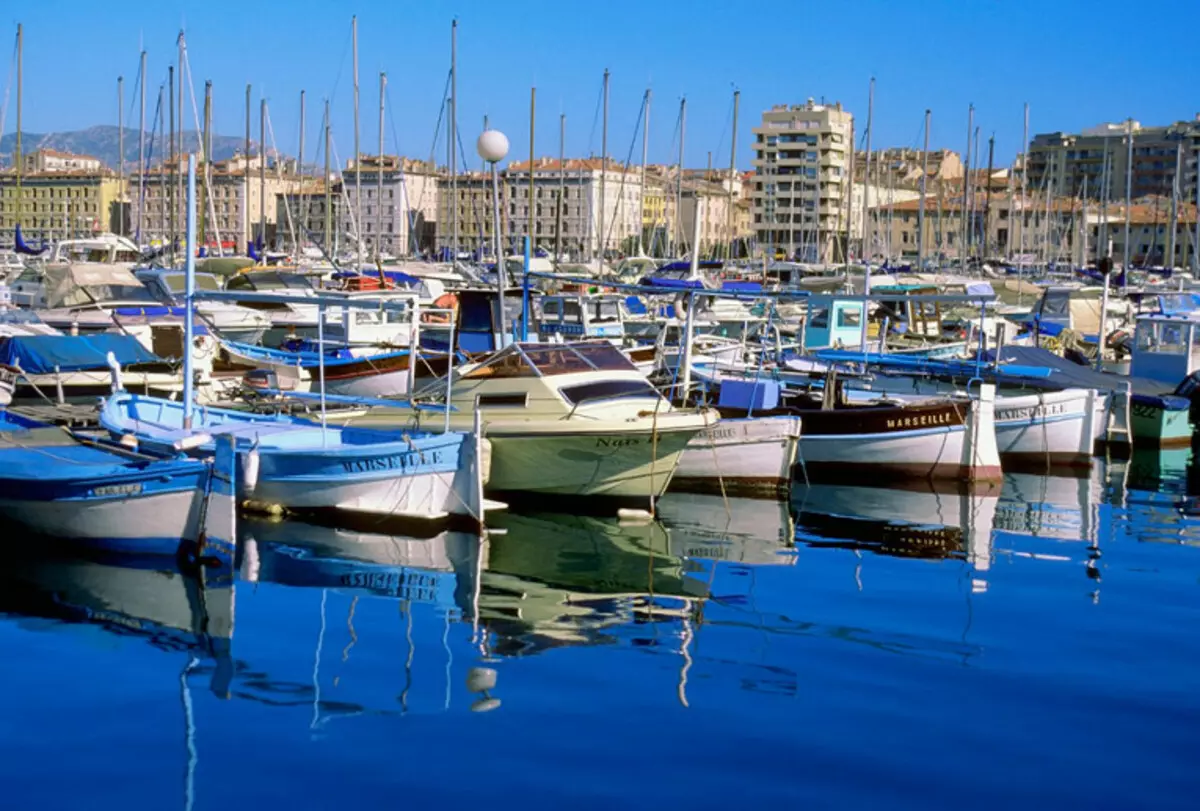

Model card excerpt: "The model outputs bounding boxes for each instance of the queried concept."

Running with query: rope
[701,407,731,517]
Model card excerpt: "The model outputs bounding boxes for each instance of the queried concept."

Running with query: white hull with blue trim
[99,393,487,528]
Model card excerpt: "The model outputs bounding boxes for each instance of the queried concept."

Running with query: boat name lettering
[995,402,1067,422]
[92,483,144,498]
[596,437,641,448]
[341,450,442,474]
[704,428,736,441]
[884,412,952,430]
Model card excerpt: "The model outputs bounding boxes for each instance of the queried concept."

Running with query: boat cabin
[47,234,142,265]
[1131,313,1200,387]
[538,294,625,341]
[803,294,865,350]
[1032,285,1130,341]
[447,340,664,420]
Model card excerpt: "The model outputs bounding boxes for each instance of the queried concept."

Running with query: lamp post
[477,129,510,345]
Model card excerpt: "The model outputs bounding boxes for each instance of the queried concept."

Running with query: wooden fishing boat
[0,411,236,562]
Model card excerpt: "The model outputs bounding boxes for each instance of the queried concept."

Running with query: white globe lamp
[476,129,509,163]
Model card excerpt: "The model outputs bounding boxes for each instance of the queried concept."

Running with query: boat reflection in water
[480,510,709,657]
[655,493,796,567]
[792,480,996,589]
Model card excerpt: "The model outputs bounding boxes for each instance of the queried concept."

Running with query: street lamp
[477,129,509,344]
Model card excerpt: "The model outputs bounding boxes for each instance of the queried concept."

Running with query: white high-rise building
[751,100,853,262]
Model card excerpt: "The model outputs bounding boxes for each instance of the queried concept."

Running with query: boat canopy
[0,334,159,373]
[330,269,421,287]
[462,341,636,379]
[43,264,155,309]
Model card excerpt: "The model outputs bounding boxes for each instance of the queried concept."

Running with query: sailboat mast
[137,50,146,243]
[600,68,609,261]
[917,110,930,268]
[1123,117,1133,282]
[260,98,267,250]
[556,113,565,260]
[1018,102,1028,277]
[14,23,20,235]
[297,89,305,257]
[377,72,385,262]
[324,99,332,256]
[352,15,361,270]
[200,80,210,248]
[1169,141,1182,268]
[243,84,250,253]
[529,87,536,253]
[117,75,124,236]
[169,64,176,251]
[727,89,739,261]
[961,103,972,266]
[638,89,650,255]
[449,19,457,264]
[984,134,994,258]
[676,97,686,257]
[176,32,184,250]
[863,77,874,273]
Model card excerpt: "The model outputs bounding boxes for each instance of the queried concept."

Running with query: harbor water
[1,451,1198,809]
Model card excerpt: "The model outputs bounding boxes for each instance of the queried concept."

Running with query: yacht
[136,268,271,344]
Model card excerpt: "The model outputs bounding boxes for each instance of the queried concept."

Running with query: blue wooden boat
[98,393,487,530]
[0,411,236,562]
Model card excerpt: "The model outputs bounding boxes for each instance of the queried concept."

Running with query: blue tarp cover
[0,334,160,374]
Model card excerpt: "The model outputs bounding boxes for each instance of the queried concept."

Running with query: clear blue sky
[5,0,1199,170]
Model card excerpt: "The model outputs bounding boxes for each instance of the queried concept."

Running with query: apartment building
[0,167,124,242]
[130,152,301,249]
[335,155,440,256]
[1027,117,1200,203]
[751,99,853,263]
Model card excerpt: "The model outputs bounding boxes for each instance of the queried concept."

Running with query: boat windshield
[60,284,158,307]
[462,341,637,379]
[229,272,314,291]
[160,274,222,293]
[593,298,622,323]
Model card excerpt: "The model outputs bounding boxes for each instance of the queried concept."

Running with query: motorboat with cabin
[136,268,271,344]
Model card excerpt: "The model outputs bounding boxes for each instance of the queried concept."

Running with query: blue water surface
[1,452,1198,810]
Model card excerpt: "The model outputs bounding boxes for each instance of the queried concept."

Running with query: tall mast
[259,97,267,250]
[970,125,979,258]
[1169,140,1182,269]
[157,85,165,243]
[324,99,332,257]
[352,15,361,270]
[1195,139,1200,277]
[168,64,176,253]
[376,72,386,262]
[844,118,855,265]
[244,84,251,252]
[863,78,874,271]
[556,113,565,260]
[600,68,609,261]
[176,31,184,250]
[529,86,536,252]
[983,134,994,258]
[1098,137,1111,252]
[449,19,457,264]
[200,80,211,247]
[297,89,305,257]
[917,109,930,269]
[638,89,650,255]
[676,97,686,257]
[727,89,739,261]
[1018,103,1028,277]
[117,75,125,236]
[961,103,973,265]
[1123,117,1133,281]
[137,50,146,243]
[14,24,21,234]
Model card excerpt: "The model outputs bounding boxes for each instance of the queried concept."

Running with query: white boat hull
[250,469,459,520]
[0,489,202,543]
[672,415,801,498]
[486,426,697,502]
[992,388,1103,470]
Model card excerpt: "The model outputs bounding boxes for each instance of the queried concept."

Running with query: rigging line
[586,74,603,156]
[384,82,421,256]
[124,58,143,129]
[712,92,734,173]
[264,108,294,252]
[603,95,646,252]
[326,29,353,110]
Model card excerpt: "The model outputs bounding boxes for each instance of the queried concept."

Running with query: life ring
[424,292,459,324]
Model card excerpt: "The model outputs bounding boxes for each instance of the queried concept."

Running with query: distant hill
[0,126,261,169]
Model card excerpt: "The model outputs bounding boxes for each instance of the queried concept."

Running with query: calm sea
[1,450,1198,809]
